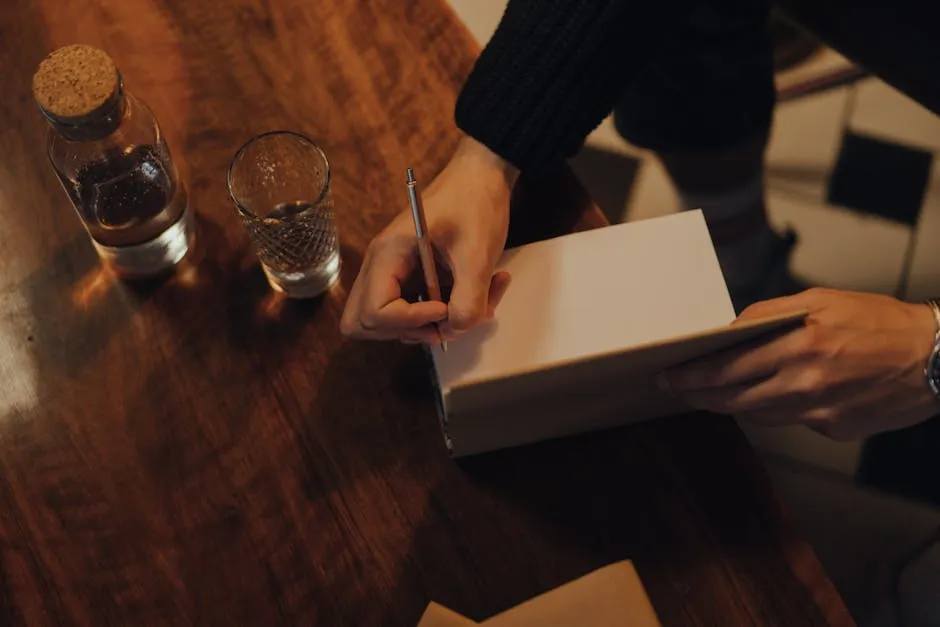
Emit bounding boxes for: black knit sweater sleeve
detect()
[455,0,671,173]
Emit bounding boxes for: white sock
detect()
[678,177,778,288]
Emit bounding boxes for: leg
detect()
[657,134,786,294]
[614,0,797,310]
[657,133,769,251]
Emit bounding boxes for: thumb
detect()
[486,271,512,318]
[442,262,493,337]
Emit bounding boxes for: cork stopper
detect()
[32,45,119,123]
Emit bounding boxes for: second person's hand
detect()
[660,288,940,440]
[341,136,518,343]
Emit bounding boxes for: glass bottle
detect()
[32,44,195,277]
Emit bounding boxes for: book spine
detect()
[422,346,453,453]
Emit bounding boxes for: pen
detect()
[406,168,447,351]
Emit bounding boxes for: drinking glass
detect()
[227,131,340,298]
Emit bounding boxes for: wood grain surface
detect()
[0,0,853,625]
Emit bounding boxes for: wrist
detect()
[454,135,520,189]
[921,300,940,399]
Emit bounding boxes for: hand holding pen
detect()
[340,137,516,345]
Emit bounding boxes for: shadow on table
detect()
[16,231,134,380]
[147,211,346,346]
[386,413,831,625]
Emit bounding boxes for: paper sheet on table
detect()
[417,602,477,626]
[416,561,661,627]
[481,561,660,627]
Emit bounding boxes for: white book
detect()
[430,211,804,457]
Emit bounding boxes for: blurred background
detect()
[447,2,940,625]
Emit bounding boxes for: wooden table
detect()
[0,1,854,625]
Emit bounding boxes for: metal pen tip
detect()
[406,168,416,185]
